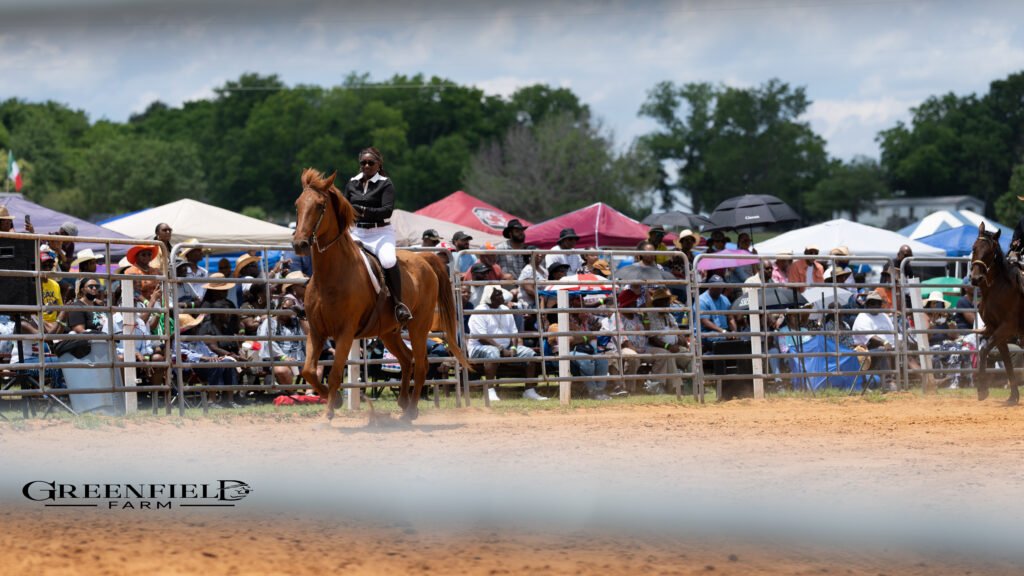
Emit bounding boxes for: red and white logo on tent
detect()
[472,207,508,230]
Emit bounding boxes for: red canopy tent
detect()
[525,202,651,249]
[415,191,531,236]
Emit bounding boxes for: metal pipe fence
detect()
[0,234,989,417]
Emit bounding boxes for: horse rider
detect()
[343,147,413,324]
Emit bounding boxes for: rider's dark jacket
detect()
[1010,217,1024,257]
[343,172,395,226]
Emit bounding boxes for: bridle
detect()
[971,236,995,288]
[302,186,343,254]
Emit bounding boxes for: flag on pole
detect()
[7,150,23,192]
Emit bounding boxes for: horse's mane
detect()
[301,167,355,232]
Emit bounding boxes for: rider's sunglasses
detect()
[359,160,377,167]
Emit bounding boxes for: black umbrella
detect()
[706,194,800,231]
[641,210,715,231]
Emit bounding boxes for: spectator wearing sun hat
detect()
[229,253,262,306]
[545,227,583,274]
[125,244,161,302]
[495,219,529,280]
[674,229,700,263]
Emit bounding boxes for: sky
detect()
[2,0,1024,163]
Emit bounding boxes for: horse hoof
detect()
[978,387,990,401]
[1006,397,1020,407]
[401,409,419,422]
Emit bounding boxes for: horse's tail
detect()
[428,254,474,372]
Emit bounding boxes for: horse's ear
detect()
[325,171,337,189]
[979,221,986,235]
[994,227,1001,241]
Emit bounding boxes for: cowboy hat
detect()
[649,286,677,303]
[674,229,699,247]
[202,273,233,290]
[233,254,261,277]
[179,238,208,259]
[0,206,13,220]
[71,248,101,269]
[775,250,793,261]
[824,266,852,281]
[284,270,308,292]
[502,219,528,238]
[126,245,157,268]
[924,291,950,308]
[557,228,580,243]
[177,314,206,332]
[865,290,884,303]
[829,246,851,256]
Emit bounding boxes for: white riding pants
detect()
[350,224,397,269]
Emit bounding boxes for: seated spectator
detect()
[463,250,503,282]
[0,206,21,232]
[125,245,162,302]
[200,273,234,307]
[196,301,244,407]
[71,249,100,277]
[590,259,611,279]
[545,294,613,400]
[50,221,79,273]
[517,247,547,312]
[544,228,583,274]
[852,291,897,383]
[599,288,646,392]
[646,225,672,264]
[674,229,699,263]
[737,233,753,252]
[787,245,824,291]
[467,262,506,308]
[468,285,544,401]
[953,281,976,331]
[231,253,262,306]
[646,287,693,394]
[216,258,232,277]
[824,266,852,284]
[772,251,792,283]
[922,291,955,346]
[258,300,307,385]
[829,246,855,285]
[698,275,735,350]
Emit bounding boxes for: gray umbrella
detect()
[641,211,715,231]
[613,264,677,282]
[730,287,808,310]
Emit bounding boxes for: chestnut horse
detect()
[970,222,1021,405]
[292,168,471,421]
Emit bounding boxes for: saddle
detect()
[352,241,393,339]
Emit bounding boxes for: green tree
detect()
[464,112,655,221]
[639,79,829,215]
[994,158,1024,226]
[804,156,889,221]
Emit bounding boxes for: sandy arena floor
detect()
[2,394,1024,575]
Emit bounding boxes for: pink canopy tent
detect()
[415,191,531,236]
[525,202,651,249]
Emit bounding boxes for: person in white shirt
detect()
[468,285,544,401]
[852,291,897,382]
[544,228,583,274]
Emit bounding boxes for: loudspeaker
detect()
[711,340,754,401]
[0,237,35,307]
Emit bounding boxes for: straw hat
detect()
[650,286,677,303]
[179,238,208,259]
[178,314,206,332]
[775,250,793,261]
[126,245,157,267]
[829,246,850,257]
[202,273,233,290]
[233,254,260,277]
[824,266,852,281]
[71,248,101,268]
[865,290,884,303]
[0,205,13,220]
[674,229,699,249]
[591,259,611,276]
[924,291,950,308]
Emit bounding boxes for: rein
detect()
[304,186,344,254]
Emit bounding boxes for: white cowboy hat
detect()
[71,248,101,268]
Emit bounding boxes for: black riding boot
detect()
[385,265,414,324]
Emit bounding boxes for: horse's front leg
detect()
[301,331,327,398]
[325,335,354,420]
[976,337,993,401]
[997,342,1020,405]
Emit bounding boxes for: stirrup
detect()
[394,303,414,323]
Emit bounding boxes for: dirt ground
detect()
[2,394,1024,575]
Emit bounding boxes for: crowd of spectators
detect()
[1,210,985,408]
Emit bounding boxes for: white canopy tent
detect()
[756,218,945,259]
[102,199,295,248]
[391,209,504,247]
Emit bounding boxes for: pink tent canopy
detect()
[415,191,531,236]
[525,203,650,249]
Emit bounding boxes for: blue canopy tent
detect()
[916,225,1011,257]
[787,335,871,391]
[0,193,132,257]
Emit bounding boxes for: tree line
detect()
[2,70,1024,227]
